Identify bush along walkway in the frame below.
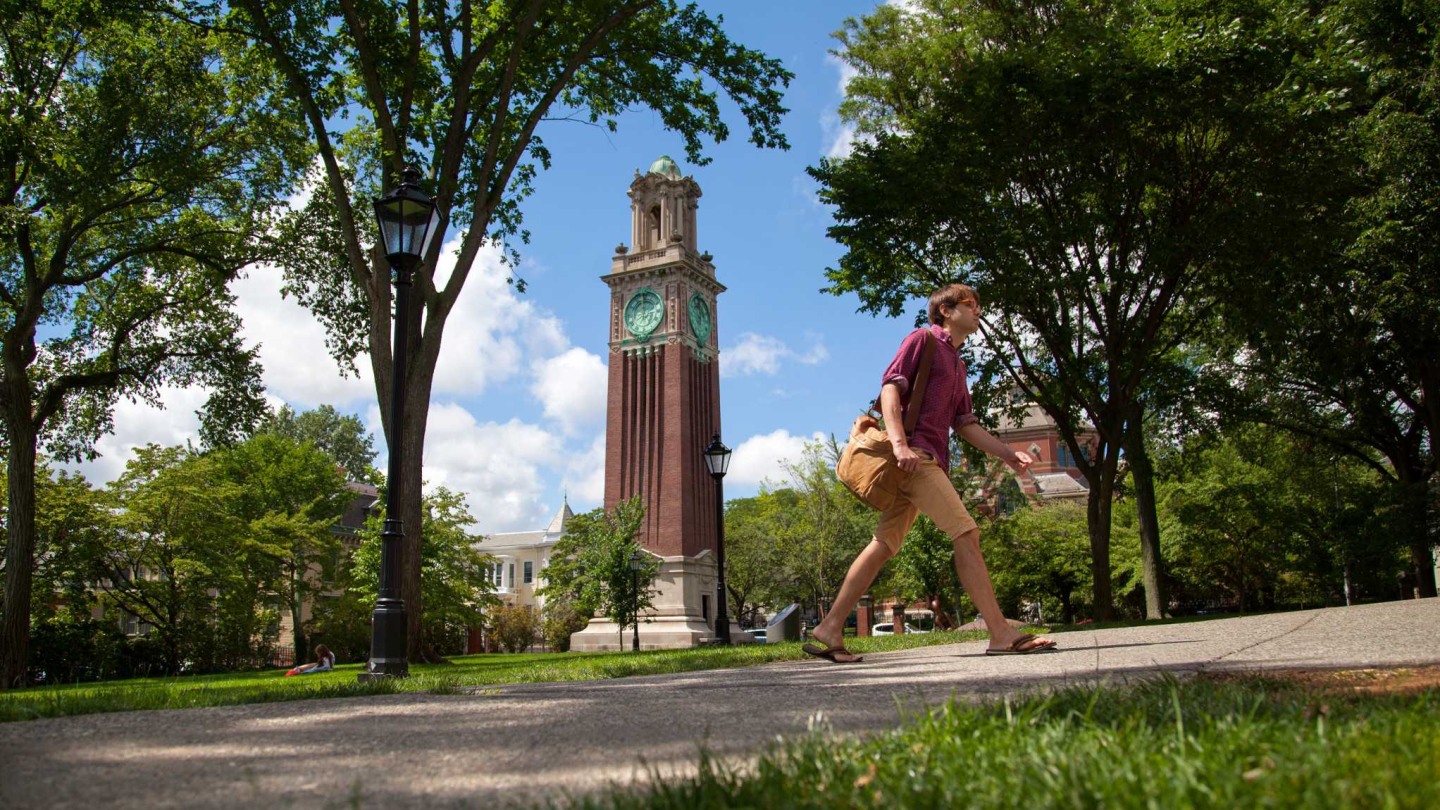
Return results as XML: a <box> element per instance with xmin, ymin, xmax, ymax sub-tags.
<box><xmin>573</xmin><ymin>671</ymin><xmax>1440</xmax><ymax>810</ymax></box>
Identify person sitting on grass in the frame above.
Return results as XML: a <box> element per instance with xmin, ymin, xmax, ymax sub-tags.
<box><xmin>285</xmin><ymin>644</ymin><xmax>334</xmax><ymax>676</ymax></box>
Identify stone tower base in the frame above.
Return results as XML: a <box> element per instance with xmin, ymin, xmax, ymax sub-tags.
<box><xmin>569</xmin><ymin>552</ymin><xmax>753</xmax><ymax>651</ymax></box>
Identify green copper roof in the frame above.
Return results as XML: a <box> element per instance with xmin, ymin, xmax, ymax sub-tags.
<box><xmin>647</xmin><ymin>155</ymin><xmax>681</xmax><ymax>178</ymax></box>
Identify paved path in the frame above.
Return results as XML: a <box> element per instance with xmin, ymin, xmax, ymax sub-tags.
<box><xmin>3</xmin><ymin>599</ymin><xmax>1438</xmax><ymax>809</ymax></box>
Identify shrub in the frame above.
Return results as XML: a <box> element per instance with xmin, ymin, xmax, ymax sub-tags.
<box><xmin>487</xmin><ymin>603</ymin><xmax>537</xmax><ymax>653</ymax></box>
<box><xmin>27</xmin><ymin>618</ymin><xmax>127</xmax><ymax>684</ymax></box>
<box><xmin>541</xmin><ymin>600</ymin><xmax>590</xmax><ymax>652</ymax></box>
<box><xmin>306</xmin><ymin>592</ymin><xmax>374</xmax><ymax>664</ymax></box>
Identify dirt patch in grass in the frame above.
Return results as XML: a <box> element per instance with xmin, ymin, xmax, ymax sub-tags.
<box><xmin>1200</xmin><ymin>664</ymin><xmax>1440</xmax><ymax>695</ymax></box>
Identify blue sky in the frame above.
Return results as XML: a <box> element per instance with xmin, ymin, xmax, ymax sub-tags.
<box><xmin>70</xmin><ymin>1</ymin><xmax>926</xmax><ymax>534</ymax></box>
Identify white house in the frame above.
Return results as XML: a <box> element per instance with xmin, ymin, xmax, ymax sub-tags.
<box><xmin>476</xmin><ymin>498</ymin><xmax>574</xmax><ymax>611</ymax></box>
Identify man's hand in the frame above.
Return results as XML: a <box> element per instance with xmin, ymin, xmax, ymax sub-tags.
<box><xmin>895</xmin><ymin>443</ymin><xmax>922</xmax><ymax>472</ymax></box>
<box><xmin>1005</xmin><ymin>450</ymin><xmax>1033</xmax><ymax>474</ymax></box>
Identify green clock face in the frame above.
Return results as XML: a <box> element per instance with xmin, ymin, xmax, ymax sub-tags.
<box><xmin>624</xmin><ymin>288</ymin><xmax>664</xmax><ymax>338</ymax></box>
<box><xmin>688</xmin><ymin>293</ymin><xmax>712</xmax><ymax>343</ymax></box>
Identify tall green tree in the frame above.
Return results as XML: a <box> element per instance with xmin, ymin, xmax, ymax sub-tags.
<box><xmin>1218</xmin><ymin>0</ymin><xmax>1440</xmax><ymax>597</ymax></box>
<box><xmin>1158</xmin><ymin>425</ymin><xmax>1405</xmax><ymax>610</ymax></box>
<box><xmin>810</xmin><ymin>0</ymin><xmax>1349</xmax><ymax>619</ymax></box>
<box><xmin>983</xmin><ymin>501</ymin><xmax>1100</xmax><ymax>624</ymax></box>
<box><xmin>100</xmin><ymin>446</ymin><xmax>273</xmax><ymax>673</ymax></box>
<box><xmin>720</xmin><ymin>495</ymin><xmax>790</xmax><ymax>627</ymax></box>
<box><xmin>777</xmin><ymin>442</ymin><xmax>874</xmax><ymax>613</ymax></box>
<box><xmin>190</xmin><ymin>0</ymin><xmax>792</xmax><ymax>660</ymax></box>
<box><xmin>0</xmin><ymin>465</ymin><xmax>128</xmax><ymax>683</ymax></box>
<box><xmin>255</xmin><ymin>404</ymin><xmax>379</xmax><ymax>484</ymax></box>
<box><xmin>0</xmin><ymin>0</ymin><xmax>306</xmax><ymax>686</ymax></box>
<box><xmin>213</xmin><ymin>433</ymin><xmax>351</xmax><ymax>663</ymax></box>
<box><xmin>1337</xmin><ymin>0</ymin><xmax>1440</xmax><ymax>457</ymax></box>
<box><xmin>538</xmin><ymin>496</ymin><xmax>659</xmax><ymax>647</ymax></box>
<box><xmin>353</xmin><ymin>485</ymin><xmax>496</xmax><ymax>656</ymax></box>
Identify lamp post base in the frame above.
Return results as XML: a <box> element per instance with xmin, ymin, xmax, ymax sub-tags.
<box><xmin>357</xmin><ymin>661</ymin><xmax>408</xmax><ymax>683</ymax></box>
<box><xmin>358</xmin><ymin>596</ymin><xmax>409</xmax><ymax>681</ymax></box>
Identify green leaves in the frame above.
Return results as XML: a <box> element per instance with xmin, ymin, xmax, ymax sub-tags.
<box><xmin>352</xmin><ymin>484</ymin><xmax>496</xmax><ymax>650</ymax></box>
<box><xmin>538</xmin><ymin>496</ymin><xmax>659</xmax><ymax>633</ymax></box>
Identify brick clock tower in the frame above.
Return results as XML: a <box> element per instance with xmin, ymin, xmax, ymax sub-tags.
<box><xmin>569</xmin><ymin>155</ymin><xmax>742</xmax><ymax>650</ymax></box>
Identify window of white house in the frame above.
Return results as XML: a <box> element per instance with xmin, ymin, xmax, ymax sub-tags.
<box><xmin>508</xmin><ymin>563</ymin><xmax>516</xmax><ymax>588</ymax></box>
<box><xmin>522</xmin><ymin>560</ymin><xmax>533</xmax><ymax>585</ymax></box>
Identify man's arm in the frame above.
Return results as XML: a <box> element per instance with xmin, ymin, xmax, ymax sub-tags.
<box><xmin>881</xmin><ymin>383</ymin><xmax>923</xmax><ymax>472</ymax></box>
<box><xmin>958</xmin><ymin>422</ymin><xmax>1033</xmax><ymax>473</ymax></box>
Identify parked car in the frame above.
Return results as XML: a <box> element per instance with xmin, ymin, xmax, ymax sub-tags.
<box><xmin>871</xmin><ymin>622</ymin><xmax>929</xmax><ymax>636</ymax></box>
<box><xmin>746</xmin><ymin>629</ymin><xmax>768</xmax><ymax>643</ymax></box>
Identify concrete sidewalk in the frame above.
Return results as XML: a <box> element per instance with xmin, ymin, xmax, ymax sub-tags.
<box><xmin>3</xmin><ymin>598</ymin><xmax>1437</xmax><ymax>809</ymax></box>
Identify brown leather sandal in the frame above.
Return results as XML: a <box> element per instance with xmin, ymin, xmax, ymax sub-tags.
<box><xmin>802</xmin><ymin>642</ymin><xmax>864</xmax><ymax>663</ymax></box>
<box><xmin>986</xmin><ymin>635</ymin><xmax>1057</xmax><ymax>655</ymax></box>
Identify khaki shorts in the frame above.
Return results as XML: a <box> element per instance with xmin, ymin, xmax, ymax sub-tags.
<box><xmin>872</xmin><ymin>451</ymin><xmax>979</xmax><ymax>555</ymax></box>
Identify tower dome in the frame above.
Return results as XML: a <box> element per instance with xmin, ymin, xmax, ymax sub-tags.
<box><xmin>647</xmin><ymin>154</ymin><xmax>682</xmax><ymax>178</ymax></box>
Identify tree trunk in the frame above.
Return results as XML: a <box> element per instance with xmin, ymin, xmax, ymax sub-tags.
<box><xmin>291</xmin><ymin>565</ymin><xmax>307</xmax><ymax>665</ymax></box>
<box><xmin>401</xmin><ymin>365</ymin><xmax>436</xmax><ymax>662</ymax></box>
<box><xmin>1398</xmin><ymin>476</ymin><xmax>1437</xmax><ymax>599</ymax></box>
<box><xmin>1</xmin><ymin>422</ymin><xmax>39</xmax><ymax>689</ymax></box>
<box><xmin>1085</xmin><ymin>485</ymin><xmax>1115</xmax><ymax>621</ymax></box>
<box><xmin>1124</xmin><ymin>403</ymin><xmax>1166</xmax><ymax>619</ymax></box>
<box><xmin>1082</xmin><ymin>428</ymin><xmax>1124</xmax><ymax>623</ymax></box>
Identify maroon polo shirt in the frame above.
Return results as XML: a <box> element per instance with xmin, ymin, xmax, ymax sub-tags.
<box><xmin>881</xmin><ymin>324</ymin><xmax>979</xmax><ymax>473</ymax></box>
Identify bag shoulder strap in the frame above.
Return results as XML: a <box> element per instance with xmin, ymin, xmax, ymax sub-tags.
<box><xmin>902</xmin><ymin>332</ymin><xmax>938</xmax><ymax>437</ymax></box>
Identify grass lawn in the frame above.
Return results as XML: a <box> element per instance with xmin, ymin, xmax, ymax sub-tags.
<box><xmin>573</xmin><ymin>670</ymin><xmax>1440</xmax><ymax>810</ymax></box>
<box><xmin>0</xmin><ymin>629</ymin><xmax>986</xmax><ymax>722</ymax></box>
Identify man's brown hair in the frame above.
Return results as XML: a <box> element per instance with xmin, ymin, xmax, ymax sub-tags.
<box><xmin>928</xmin><ymin>283</ymin><xmax>980</xmax><ymax>325</ymax></box>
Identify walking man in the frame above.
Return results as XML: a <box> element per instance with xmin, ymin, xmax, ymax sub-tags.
<box><xmin>805</xmin><ymin>284</ymin><xmax>1056</xmax><ymax>662</ymax></box>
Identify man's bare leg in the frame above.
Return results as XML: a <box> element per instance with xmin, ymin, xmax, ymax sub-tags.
<box><xmin>811</xmin><ymin>539</ymin><xmax>892</xmax><ymax>649</ymax></box>
<box><xmin>951</xmin><ymin>527</ymin><xmax>1047</xmax><ymax>650</ymax></box>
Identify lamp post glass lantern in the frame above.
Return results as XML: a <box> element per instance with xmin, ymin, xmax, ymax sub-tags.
<box><xmin>629</xmin><ymin>549</ymin><xmax>644</xmax><ymax>652</ymax></box>
<box><xmin>703</xmin><ymin>434</ymin><xmax>732</xmax><ymax>644</ymax></box>
<box><xmin>360</xmin><ymin>166</ymin><xmax>445</xmax><ymax>682</ymax></box>
<box><xmin>375</xmin><ymin>166</ymin><xmax>444</xmax><ymax>269</ymax></box>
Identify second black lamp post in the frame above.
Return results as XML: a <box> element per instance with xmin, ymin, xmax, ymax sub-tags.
<box><xmin>702</xmin><ymin>434</ymin><xmax>733</xmax><ymax>645</ymax></box>
<box><xmin>360</xmin><ymin>166</ymin><xmax>444</xmax><ymax>682</ymax></box>
<box><xmin>628</xmin><ymin>549</ymin><xmax>643</xmax><ymax>652</ymax></box>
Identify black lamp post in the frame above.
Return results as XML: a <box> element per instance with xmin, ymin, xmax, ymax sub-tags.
<box><xmin>628</xmin><ymin>549</ymin><xmax>643</xmax><ymax>652</ymax></box>
<box><xmin>360</xmin><ymin>166</ymin><xmax>444</xmax><ymax>682</ymax></box>
<box><xmin>702</xmin><ymin>434</ymin><xmax>732</xmax><ymax>644</ymax></box>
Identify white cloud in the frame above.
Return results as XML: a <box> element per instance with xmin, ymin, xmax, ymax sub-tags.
<box><xmin>421</xmin><ymin>404</ymin><xmax>565</xmax><ymax>534</ymax></box>
<box><xmin>530</xmin><ymin>347</ymin><xmax>608</xmax><ymax>436</ymax></box>
<box><xmin>726</xmin><ymin>429</ymin><xmax>829</xmax><ymax>490</ymax></box>
<box><xmin>55</xmin><ymin>226</ymin><xmax>593</xmax><ymax>530</ymax></box>
<box><xmin>562</xmin><ymin>433</ymin><xmax>607</xmax><ymax>509</ymax></box>
<box><xmin>821</xmin><ymin>54</ymin><xmax>861</xmax><ymax>160</ymax></box>
<box><xmin>64</xmin><ymin>386</ymin><xmax>210</xmax><ymax>484</ymax></box>
<box><xmin>430</xmin><ymin>238</ymin><xmax>567</xmax><ymax>397</ymax></box>
<box><xmin>232</xmin><ymin>265</ymin><xmax>374</xmax><ymax>408</ymax></box>
<box><xmin>821</xmin><ymin>114</ymin><xmax>859</xmax><ymax>161</ymax></box>
<box><xmin>721</xmin><ymin>332</ymin><xmax>829</xmax><ymax>377</ymax></box>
